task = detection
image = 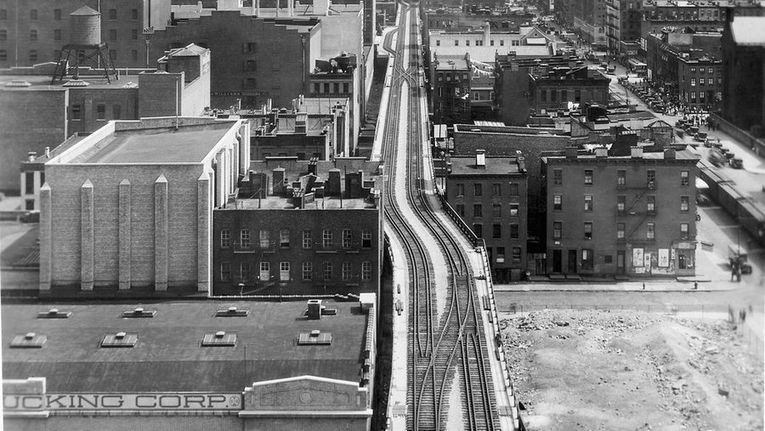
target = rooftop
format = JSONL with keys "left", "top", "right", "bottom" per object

{"left": 0, "top": 73, "right": 144, "bottom": 91}
{"left": 67, "top": 122, "right": 235, "bottom": 164}
{"left": 450, "top": 155, "right": 526, "bottom": 175}
{"left": 730, "top": 17, "right": 765, "bottom": 46}
{"left": 2, "top": 300, "right": 370, "bottom": 392}
{"left": 435, "top": 56, "right": 470, "bottom": 71}
{"left": 432, "top": 45, "right": 553, "bottom": 63}
{"left": 544, "top": 148, "right": 701, "bottom": 163}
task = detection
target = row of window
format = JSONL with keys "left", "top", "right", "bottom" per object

{"left": 70, "top": 103, "right": 122, "bottom": 121}
{"left": 220, "top": 229, "right": 373, "bottom": 250}
{"left": 4, "top": 28, "right": 140, "bottom": 42}
{"left": 435, "top": 38, "right": 519, "bottom": 47}
{"left": 539, "top": 88, "right": 604, "bottom": 104}
{"left": 455, "top": 203, "right": 521, "bottom": 218}
{"left": 220, "top": 261, "right": 373, "bottom": 282}
{"left": 552, "top": 222, "right": 690, "bottom": 240}
{"left": 689, "top": 67, "right": 718, "bottom": 75}
{"left": 689, "top": 77, "right": 721, "bottom": 87}
{"left": 469, "top": 223, "right": 521, "bottom": 239}
{"left": 0, "top": 48, "right": 138, "bottom": 63}
{"left": 551, "top": 169, "right": 690, "bottom": 187}
{"left": 553, "top": 194, "right": 690, "bottom": 212}
{"left": 0, "top": 8, "right": 139, "bottom": 21}
{"left": 454, "top": 182, "right": 520, "bottom": 197}
{"left": 489, "top": 246, "right": 523, "bottom": 261}
{"left": 312, "top": 81, "right": 351, "bottom": 95}
{"left": 682, "top": 90, "right": 720, "bottom": 104}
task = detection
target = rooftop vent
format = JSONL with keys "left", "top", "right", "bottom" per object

{"left": 122, "top": 307, "right": 156, "bottom": 318}
{"left": 37, "top": 308, "right": 71, "bottom": 319}
{"left": 201, "top": 331, "right": 237, "bottom": 347}
{"left": 215, "top": 306, "right": 249, "bottom": 317}
{"left": 101, "top": 332, "right": 138, "bottom": 348}
{"left": 5, "top": 80, "right": 31, "bottom": 87}
{"left": 62, "top": 79, "right": 90, "bottom": 87}
{"left": 10, "top": 332, "right": 47, "bottom": 348}
{"left": 298, "top": 330, "right": 332, "bottom": 345}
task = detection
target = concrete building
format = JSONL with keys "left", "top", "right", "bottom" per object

{"left": 2, "top": 298, "right": 376, "bottom": 431}
{"left": 426, "top": 9, "right": 536, "bottom": 32}
{"left": 446, "top": 151, "right": 529, "bottom": 281}
{"left": 428, "top": 25, "right": 553, "bottom": 64}
{"left": 2, "top": 43, "right": 211, "bottom": 196}
{"left": 212, "top": 158, "right": 383, "bottom": 296}
{"left": 431, "top": 54, "right": 472, "bottom": 125}
{"left": 721, "top": 15, "right": 765, "bottom": 133}
{"left": 38, "top": 117, "right": 250, "bottom": 294}
{"left": 149, "top": 12, "right": 321, "bottom": 109}
{"left": 542, "top": 146, "right": 700, "bottom": 277}
{"left": 529, "top": 66, "right": 610, "bottom": 114}
{"left": 646, "top": 30, "right": 722, "bottom": 110}
{"left": 640, "top": 0, "right": 733, "bottom": 39}
{"left": 0, "top": 0, "right": 172, "bottom": 69}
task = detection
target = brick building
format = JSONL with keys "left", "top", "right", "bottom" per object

{"left": 605, "top": 0, "right": 642, "bottom": 53}
{"left": 645, "top": 30, "right": 723, "bottom": 110}
{"left": 721, "top": 15, "right": 765, "bottom": 133}
{"left": 431, "top": 54, "right": 472, "bottom": 125}
{"left": 529, "top": 66, "right": 610, "bottom": 114}
{"left": 3, "top": 43, "right": 211, "bottom": 195}
{"left": 0, "top": 0, "right": 165, "bottom": 69}
{"left": 542, "top": 146, "right": 700, "bottom": 277}
{"left": 39, "top": 117, "right": 250, "bottom": 294}
{"left": 640, "top": 0, "right": 731, "bottom": 39}
{"left": 212, "top": 157, "right": 383, "bottom": 296}
{"left": 149, "top": 11, "right": 321, "bottom": 109}
{"left": 445, "top": 151, "right": 529, "bottom": 281}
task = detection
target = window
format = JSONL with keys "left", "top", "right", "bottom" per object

{"left": 96, "top": 104, "right": 106, "bottom": 120}
{"left": 259, "top": 262, "right": 270, "bottom": 281}
{"left": 220, "top": 263, "right": 231, "bottom": 281}
{"left": 617, "top": 195, "right": 626, "bottom": 213}
{"left": 584, "top": 170, "right": 593, "bottom": 185}
{"left": 0, "top": 29, "right": 5, "bottom": 40}
{"left": 333, "top": 83, "right": 339, "bottom": 93}
{"left": 584, "top": 222, "right": 593, "bottom": 239}
{"left": 584, "top": 195, "right": 593, "bottom": 212}
{"left": 302, "top": 262, "right": 312, "bottom": 280}
{"left": 680, "top": 196, "right": 689, "bottom": 212}
{"left": 54, "top": 9, "right": 62, "bottom": 20}
{"left": 681, "top": 170, "right": 689, "bottom": 186}
{"left": 342, "top": 229, "right": 352, "bottom": 249}
{"left": 240, "top": 229, "right": 251, "bottom": 248}
{"left": 454, "top": 40, "right": 459, "bottom": 46}
{"left": 280, "top": 229, "right": 290, "bottom": 247}
{"left": 456, "top": 183, "right": 465, "bottom": 196}
{"left": 680, "top": 223, "right": 689, "bottom": 240}
{"left": 500, "top": 39, "right": 505, "bottom": 46}
{"left": 132, "top": 9, "right": 139, "bottom": 20}
{"left": 474, "top": 183, "right": 482, "bottom": 196}
{"left": 510, "top": 224, "right": 519, "bottom": 239}
{"left": 246, "top": 42, "right": 257, "bottom": 53}
{"left": 540, "top": 89, "right": 547, "bottom": 102}
{"left": 113, "top": 104, "right": 121, "bottom": 120}
{"left": 561, "top": 89, "right": 568, "bottom": 101}
{"left": 302, "top": 230, "right": 312, "bottom": 249}
{"left": 473, "top": 204, "right": 482, "bottom": 217}
{"left": 322, "top": 229, "right": 333, "bottom": 248}
{"left": 512, "top": 247, "right": 522, "bottom": 261}
{"left": 617, "top": 223, "right": 625, "bottom": 239}
{"left": 492, "top": 183, "right": 501, "bottom": 196}
{"left": 0, "top": 49, "right": 7, "bottom": 61}
{"left": 30, "top": 9, "right": 38, "bottom": 20}
{"left": 259, "top": 230, "right": 270, "bottom": 248}
{"left": 279, "top": 262, "right": 290, "bottom": 281}
{"left": 553, "top": 194, "right": 562, "bottom": 210}
{"left": 509, "top": 203, "right": 519, "bottom": 217}
{"left": 466, "top": 40, "right": 470, "bottom": 46}
{"left": 323, "top": 262, "right": 332, "bottom": 281}
{"left": 490, "top": 40, "right": 495, "bottom": 46}
{"left": 362, "top": 230, "right": 372, "bottom": 248}
{"left": 553, "top": 222, "right": 562, "bottom": 240}
{"left": 699, "top": 78, "right": 705, "bottom": 86}
{"left": 131, "top": 29, "right": 138, "bottom": 40}
{"left": 492, "top": 224, "right": 501, "bottom": 238}
{"left": 509, "top": 183, "right": 519, "bottom": 196}
{"left": 343, "top": 83, "right": 349, "bottom": 93}
{"left": 497, "top": 247, "right": 505, "bottom": 260}
{"left": 313, "top": 82, "right": 320, "bottom": 94}
{"left": 109, "top": 49, "right": 116, "bottom": 61}
{"left": 647, "top": 222, "right": 655, "bottom": 239}
{"left": 647, "top": 196, "right": 655, "bottom": 214}
{"left": 708, "top": 67, "right": 713, "bottom": 74}
{"left": 109, "top": 29, "right": 117, "bottom": 41}
{"left": 0, "top": 9, "right": 6, "bottom": 20}
{"left": 647, "top": 170, "right": 656, "bottom": 188}
{"left": 29, "top": 50, "right": 37, "bottom": 62}
{"left": 109, "top": 9, "right": 117, "bottom": 19}
{"left": 473, "top": 224, "right": 482, "bottom": 238}
{"left": 131, "top": 50, "right": 138, "bottom": 61}
{"left": 24, "top": 172, "right": 34, "bottom": 194}
{"left": 492, "top": 203, "right": 501, "bottom": 218}
{"left": 457, "top": 204, "right": 465, "bottom": 217}
{"left": 342, "top": 262, "right": 352, "bottom": 281}
{"left": 245, "top": 78, "right": 256, "bottom": 88}
{"left": 71, "top": 104, "right": 82, "bottom": 120}
{"left": 617, "top": 170, "right": 626, "bottom": 186}
{"left": 581, "top": 249, "right": 593, "bottom": 270}
{"left": 575, "top": 89, "right": 581, "bottom": 102}
{"left": 436, "top": 40, "right": 441, "bottom": 46}
{"left": 220, "top": 229, "right": 231, "bottom": 248}
{"left": 361, "top": 261, "right": 372, "bottom": 281}
{"left": 690, "top": 78, "right": 696, "bottom": 87}
{"left": 240, "top": 263, "right": 251, "bottom": 281}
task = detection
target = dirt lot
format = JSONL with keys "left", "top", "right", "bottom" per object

{"left": 500, "top": 310, "right": 763, "bottom": 431}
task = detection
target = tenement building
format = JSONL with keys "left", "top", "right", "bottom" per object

{"left": 39, "top": 117, "right": 250, "bottom": 294}
{"left": 721, "top": 15, "right": 765, "bottom": 133}
{"left": 542, "top": 146, "right": 700, "bottom": 277}
{"left": 445, "top": 150, "right": 529, "bottom": 282}
{"left": 212, "top": 157, "right": 383, "bottom": 296}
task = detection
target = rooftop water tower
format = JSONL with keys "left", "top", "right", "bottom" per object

{"left": 50, "top": 5, "right": 117, "bottom": 84}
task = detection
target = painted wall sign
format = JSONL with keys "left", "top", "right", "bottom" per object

{"left": 3, "top": 393, "right": 241, "bottom": 411}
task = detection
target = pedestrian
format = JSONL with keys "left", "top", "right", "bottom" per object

{"left": 742, "top": 309, "right": 747, "bottom": 322}
{"left": 642, "top": 283, "right": 645, "bottom": 290}
{"left": 693, "top": 281, "right": 698, "bottom": 290}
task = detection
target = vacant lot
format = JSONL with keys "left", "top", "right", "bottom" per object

{"left": 500, "top": 310, "right": 763, "bottom": 431}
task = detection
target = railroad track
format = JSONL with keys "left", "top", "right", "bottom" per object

{"left": 381, "top": 4, "right": 501, "bottom": 430}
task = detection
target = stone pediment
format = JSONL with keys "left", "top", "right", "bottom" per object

{"left": 242, "top": 376, "right": 367, "bottom": 411}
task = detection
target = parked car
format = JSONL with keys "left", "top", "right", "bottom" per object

{"left": 730, "top": 158, "right": 744, "bottom": 169}
{"left": 20, "top": 211, "right": 39, "bottom": 223}
{"left": 694, "top": 131, "right": 708, "bottom": 142}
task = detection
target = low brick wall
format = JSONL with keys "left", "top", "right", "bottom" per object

{"left": 710, "top": 113, "right": 765, "bottom": 156}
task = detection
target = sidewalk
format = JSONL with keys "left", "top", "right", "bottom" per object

{"left": 494, "top": 278, "right": 740, "bottom": 293}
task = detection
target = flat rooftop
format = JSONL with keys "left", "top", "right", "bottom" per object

{"left": 69, "top": 122, "right": 234, "bottom": 164}
{"left": 2, "top": 300, "right": 370, "bottom": 392}
{"left": 0, "top": 74, "right": 144, "bottom": 90}
{"left": 231, "top": 195, "right": 376, "bottom": 210}
{"left": 450, "top": 156, "right": 525, "bottom": 175}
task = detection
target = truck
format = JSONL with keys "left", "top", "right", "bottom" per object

{"left": 728, "top": 244, "right": 753, "bottom": 274}
{"left": 708, "top": 148, "right": 725, "bottom": 167}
